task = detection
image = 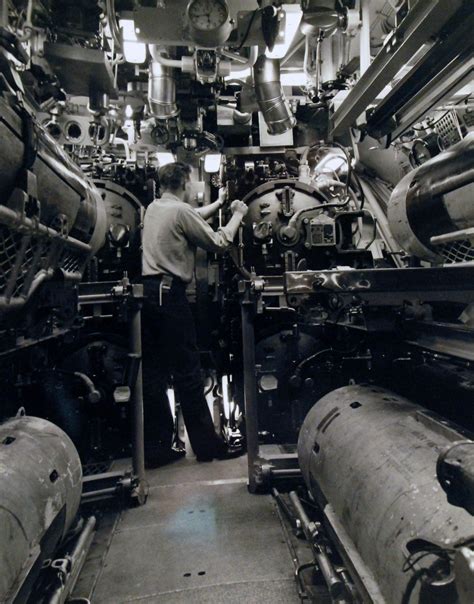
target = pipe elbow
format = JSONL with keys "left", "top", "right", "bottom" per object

{"left": 253, "top": 55, "right": 296, "bottom": 136}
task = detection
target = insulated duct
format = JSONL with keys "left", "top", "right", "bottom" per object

{"left": 148, "top": 50, "right": 179, "bottom": 120}
{"left": 253, "top": 55, "right": 296, "bottom": 136}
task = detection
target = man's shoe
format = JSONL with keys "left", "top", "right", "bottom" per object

{"left": 196, "top": 444, "right": 245, "bottom": 463}
{"left": 145, "top": 447, "right": 186, "bottom": 468}
{"left": 215, "top": 444, "right": 246, "bottom": 460}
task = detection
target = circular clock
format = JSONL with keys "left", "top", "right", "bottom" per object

{"left": 186, "top": 0, "right": 232, "bottom": 47}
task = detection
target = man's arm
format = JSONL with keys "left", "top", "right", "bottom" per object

{"left": 195, "top": 187, "right": 226, "bottom": 221}
{"left": 179, "top": 200, "right": 248, "bottom": 253}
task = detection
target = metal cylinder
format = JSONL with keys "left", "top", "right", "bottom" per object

{"left": 148, "top": 60, "right": 179, "bottom": 120}
{"left": 0, "top": 415, "right": 82, "bottom": 604}
{"left": 0, "top": 95, "right": 107, "bottom": 255}
{"left": 298, "top": 385, "right": 474, "bottom": 604}
{"left": 0, "top": 94, "right": 107, "bottom": 312}
{"left": 388, "top": 133, "right": 474, "bottom": 262}
{"left": 253, "top": 55, "right": 296, "bottom": 135}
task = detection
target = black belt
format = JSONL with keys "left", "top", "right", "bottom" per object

{"left": 142, "top": 274, "right": 180, "bottom": 283}
{"left": 142, "top": 275, "right": 186, "bottom": 304}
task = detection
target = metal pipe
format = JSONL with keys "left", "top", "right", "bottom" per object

{"left": 289, "top": 491, "right": 347, "bottom": 601}
{"left": 253, "top": 55, "right": 296, "bottom": 135}
{"left": 225, "top": 46, "right": 258, "bottom": 72}
{"left": 289, "top": 491, "right": 314, "bottom": 531}
{"left": 148, "top": 45, "right": 183, "bottom": 69}
{"left": 105, "top": 0, "right": 122, "bottom": 52}
{"left": 73, "top": 372, "right": 101, "bottom": 404}
{"left": 359, "top": 0, "right": 371, "bottom": 74}
{"left": 272, "top": 488, "right": 299, "bottom": 529}
{"left": 221, "top": 49, "right": 248, "bottom": 63}
{"left": 270, "top": 468, "right": 302, "bottom": 478}
{"left": 46, "top": 516, "right": 96, "bottom": 604}
{"left": 81, "top": 486, "right": 124, "bottom": 502}
{"left": 431, "top": 226, "right": 474, "bottom": 246}
{"left": 0, "top": 204, "right": 92, "bottom": 255}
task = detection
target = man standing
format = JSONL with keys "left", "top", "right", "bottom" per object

{"left": 141, "top": 161, "right": 248, "bottom": 466}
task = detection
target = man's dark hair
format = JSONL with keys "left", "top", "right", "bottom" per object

{"left": 158, "top": 162, "right": 192, "bottom": 192}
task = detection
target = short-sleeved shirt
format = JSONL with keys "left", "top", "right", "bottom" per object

{"left": 142, "top": 193, "right": 234, "bottom": 283}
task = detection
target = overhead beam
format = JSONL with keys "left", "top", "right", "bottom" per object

{"left": 330, "top": 0, "right": 464, "bottom": 137}
{"left": 366, "top": 6, "right": 474, "bottom": 139}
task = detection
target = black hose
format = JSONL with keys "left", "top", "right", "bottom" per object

{"left": 238, "top": 8, "right": 260, "bottom": 50}
{"left": 351, "top": 171, "right": 365, "bottom": 210}
{"left": 364, "top": 216, "right": 378, "bottom": 250}
{"left": 401, "top": 569, "right": 428, "bottom": 604}
{"left": 106, "top": 0, "right": 122, "bottom": 52}
{"left": 294, "top": 348, "right": 333, "bottom": 376}
{"left": 329, "top": 141, "right": 352, "bottom": 192}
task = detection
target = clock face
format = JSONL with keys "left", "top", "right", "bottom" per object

{"left": 188, "top": 0, "right": 228, "bottom": 32}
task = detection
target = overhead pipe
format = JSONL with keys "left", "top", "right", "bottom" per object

{"left": 221, "top": 46, "right": 258, "bottom": 72}
{"left": 149, "top": 45, "right": 257, "bottom": 76}
{"left": 148, "top": 47, "right": 179, "bottom": 119}
{"left": 253, "top": 54, "right": 296, "bottom": 135}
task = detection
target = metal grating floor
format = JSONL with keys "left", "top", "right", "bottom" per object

{"left": 74, "top": 455, "right": 301, "bottom": 603}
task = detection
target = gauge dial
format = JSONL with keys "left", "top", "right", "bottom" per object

{"left": 187, "top": 0, "right": 229, "bottom": 32}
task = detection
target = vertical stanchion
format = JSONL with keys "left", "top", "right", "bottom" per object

{"left": 129, "top": 290, "right": 147, "bottom": 504}
{"left": 241, "top": 295, "right": 259, "bottom": 492}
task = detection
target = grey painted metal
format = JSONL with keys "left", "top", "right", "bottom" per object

{"left": 0, "top": 415, "right": 82, "bottom": 604}
{"left": 388, "top": 133, "right": 474, "bottom": 262}
{"left": 298, "top": 385, "right": 474, "bottom": 603}
{"left": 253, "top": 55, "right": 296, "bottom": 136}
{"left": 330, "top": 0, "right": 463, "bottom": 136}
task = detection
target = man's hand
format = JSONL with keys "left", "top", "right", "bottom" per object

{"left": 230, "top": 200, "right": 248, "bottom": 217}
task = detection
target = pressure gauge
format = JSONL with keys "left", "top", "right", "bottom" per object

{"left": 186, "top": 0, "right": 232, "bottom": 47}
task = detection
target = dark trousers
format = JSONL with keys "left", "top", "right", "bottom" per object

{"left": 141, "top": 277, "right": 222, "bottom": 458}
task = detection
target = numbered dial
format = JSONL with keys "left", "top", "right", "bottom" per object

{"left": 187, "top": 0, "right": 229, "bottom": 32}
